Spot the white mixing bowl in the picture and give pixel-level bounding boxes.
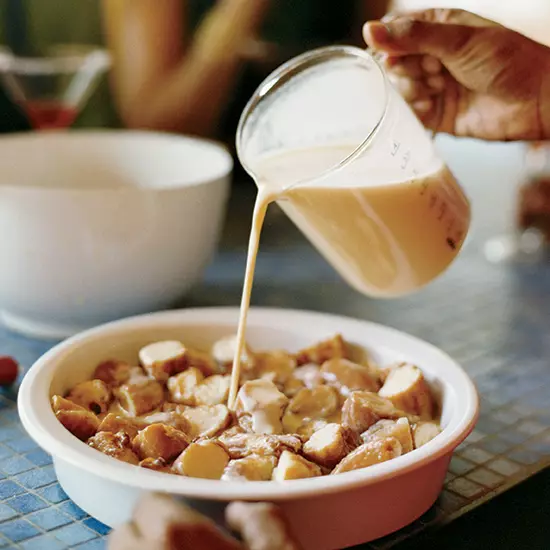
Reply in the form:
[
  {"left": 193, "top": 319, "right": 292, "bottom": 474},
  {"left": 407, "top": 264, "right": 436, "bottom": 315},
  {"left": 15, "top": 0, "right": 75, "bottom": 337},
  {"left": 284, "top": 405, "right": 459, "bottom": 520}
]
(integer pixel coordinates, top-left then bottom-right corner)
[
  {"left": 18, "top": 307, "right": 479, "bottom": 550},
  {"left": 0, "top": 130, "right": 232, "bottom": 339}
]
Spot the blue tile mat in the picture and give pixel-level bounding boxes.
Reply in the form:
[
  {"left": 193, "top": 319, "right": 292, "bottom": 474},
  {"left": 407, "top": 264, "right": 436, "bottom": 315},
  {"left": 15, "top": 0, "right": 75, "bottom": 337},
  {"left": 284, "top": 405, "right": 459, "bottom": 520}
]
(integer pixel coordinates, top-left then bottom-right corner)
[{"left": 3, "top": 251, "right": 549, "bottom": 549}]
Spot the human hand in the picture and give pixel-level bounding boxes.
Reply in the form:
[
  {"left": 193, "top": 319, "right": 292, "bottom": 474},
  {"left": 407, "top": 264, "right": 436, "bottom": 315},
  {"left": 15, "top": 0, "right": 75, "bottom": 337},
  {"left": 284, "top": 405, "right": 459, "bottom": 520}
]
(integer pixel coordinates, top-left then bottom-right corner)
[
  {"left": 364, "top": 9, "right": 550, "bottom": 141},
  {"left": 107, "top": 494, "right": 302, "bottom": 550},
  {"left": 226, "top": 501, "right": 303, "bottom": 550}
]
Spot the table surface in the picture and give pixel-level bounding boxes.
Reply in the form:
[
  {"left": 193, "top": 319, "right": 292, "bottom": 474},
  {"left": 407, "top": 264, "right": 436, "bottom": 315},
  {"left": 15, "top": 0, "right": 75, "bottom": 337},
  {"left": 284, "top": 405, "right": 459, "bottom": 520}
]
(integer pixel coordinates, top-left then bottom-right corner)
[{"left": 0, "top": 137, "right": 549, "bottom": 549}]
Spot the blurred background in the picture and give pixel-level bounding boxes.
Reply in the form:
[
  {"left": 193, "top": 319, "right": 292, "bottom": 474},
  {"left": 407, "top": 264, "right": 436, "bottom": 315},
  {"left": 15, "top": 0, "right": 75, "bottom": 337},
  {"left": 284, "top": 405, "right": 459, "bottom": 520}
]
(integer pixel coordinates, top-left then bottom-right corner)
[
  {"left": 2, "top": 0, "right": 550, "bottom": 152},
  {"left": 2, "top": 0, "right": 550, "bottom": 261},
  {"left": 2, "top": 0, "right": 550, "bottom": 263},
  {"left": 0, "top": 0, "right": 389, "bottom": 141}
]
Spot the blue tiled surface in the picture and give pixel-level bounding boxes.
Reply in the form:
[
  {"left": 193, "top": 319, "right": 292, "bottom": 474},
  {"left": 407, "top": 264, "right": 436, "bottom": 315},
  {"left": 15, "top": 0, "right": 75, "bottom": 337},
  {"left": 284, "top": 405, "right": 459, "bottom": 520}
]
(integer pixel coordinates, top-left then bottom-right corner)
[
  {"left": 82, "top": 519, "right": 110, "bottom": 537},
  {"left": 0, "top": 446, "right": 14, "bottom": 461},
  {"left": 52, "top": 524, "right": 97, "bottom": 546},
  {"left": 5, "top": 439, "right": 38, "bottom": 455},
  {"left": 0, "top": 458, "right": 35, "bottom": 477},
  {"left": 36, "top": 484, "right": 68, "bottom": 505},
  {"left": 73, "top": 540, "right": 105, "bottom": 550},
  {"left": 58, "top": 502, "right": 87, "bottom": 522},
  {"left": 24, "top": 451, "right": 52, "bottom": 468},
  {"left": 14, "top": 467, "right": 57, "bottom": 491},
  {"left": 0, "top": 505, "right": 17, "bottom": 523},
  {"left": 6, "top": 495, "right": 48, "bottom": 515},
  {"left": 0, "top": 519, "right": 40, "bottom": 543},
  {"left": 0, "top": 428, "right": 25, "bottom": 444},
  {"left": 1, "top": 140, "right": 549, "bottom": 549},
  {"left": 20, "top": 535, "right": 65, "bottom": 550},
  {"left": 0, "top": 482, "right": 25, "bottom": 500},
  {"left": 27, "top": 509, "right": 72, "bottom": 531}
]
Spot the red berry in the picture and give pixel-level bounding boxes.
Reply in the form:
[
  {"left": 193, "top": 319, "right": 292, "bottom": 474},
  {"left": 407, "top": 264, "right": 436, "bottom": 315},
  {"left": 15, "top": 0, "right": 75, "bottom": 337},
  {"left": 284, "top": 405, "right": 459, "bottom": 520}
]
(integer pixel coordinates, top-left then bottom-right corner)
[{"left": 0, "top": 356, "right": 19, "bottom": 386}]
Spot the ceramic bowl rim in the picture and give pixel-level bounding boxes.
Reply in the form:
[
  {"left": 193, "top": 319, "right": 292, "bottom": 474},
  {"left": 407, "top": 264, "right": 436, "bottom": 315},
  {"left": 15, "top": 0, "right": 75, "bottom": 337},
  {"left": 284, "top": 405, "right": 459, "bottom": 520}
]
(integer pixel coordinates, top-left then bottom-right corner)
[{"left": 0, "top": 129, "right": 233, "bottom": 192}]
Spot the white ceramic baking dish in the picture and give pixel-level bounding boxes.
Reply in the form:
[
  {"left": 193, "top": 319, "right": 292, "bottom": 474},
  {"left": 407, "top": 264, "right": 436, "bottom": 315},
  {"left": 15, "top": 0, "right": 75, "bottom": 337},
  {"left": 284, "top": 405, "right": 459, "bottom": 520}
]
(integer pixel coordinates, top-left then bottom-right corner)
[{"left": 18, "top": 307, "right": 478, "bottom": 550}]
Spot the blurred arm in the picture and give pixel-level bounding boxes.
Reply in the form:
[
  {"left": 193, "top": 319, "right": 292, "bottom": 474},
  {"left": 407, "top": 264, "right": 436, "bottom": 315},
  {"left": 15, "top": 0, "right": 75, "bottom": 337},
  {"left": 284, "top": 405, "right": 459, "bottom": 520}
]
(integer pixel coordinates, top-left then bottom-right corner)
[{"left": 102, "top": 0, "right": 270, "bottom": 136}]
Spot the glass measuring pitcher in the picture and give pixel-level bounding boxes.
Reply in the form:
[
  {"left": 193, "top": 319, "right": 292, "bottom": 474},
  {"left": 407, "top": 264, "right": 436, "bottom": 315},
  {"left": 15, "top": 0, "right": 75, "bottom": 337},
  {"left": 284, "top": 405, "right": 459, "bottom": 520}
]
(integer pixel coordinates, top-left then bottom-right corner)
[{"left": 236, "top": 46, "right": 471, "bottom": 297}]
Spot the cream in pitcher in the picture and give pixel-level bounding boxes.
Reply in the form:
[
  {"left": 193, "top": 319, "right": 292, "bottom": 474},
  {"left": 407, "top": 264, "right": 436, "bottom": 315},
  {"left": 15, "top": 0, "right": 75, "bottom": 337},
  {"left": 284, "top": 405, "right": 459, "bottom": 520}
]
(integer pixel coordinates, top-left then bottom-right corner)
[
  {"left": 255, "top": 147, "right": 469, "bottom": 297},
  {"left": 228, "top": 46, "right": 470, "bottom": 406}
]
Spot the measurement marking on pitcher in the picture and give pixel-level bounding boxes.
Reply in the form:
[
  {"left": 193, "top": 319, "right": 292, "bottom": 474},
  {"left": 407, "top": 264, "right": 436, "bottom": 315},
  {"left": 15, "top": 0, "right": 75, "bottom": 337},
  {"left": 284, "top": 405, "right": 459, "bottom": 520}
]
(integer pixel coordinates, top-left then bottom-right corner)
[
  {"left": 417, "top": 176, "right": 462, "bottom": 250},
  {"left": 401, "top": 150, "right": 411, "bottom": 169},
  {"left": 416, "top": 168, "right": 430, "bottom": 196}
]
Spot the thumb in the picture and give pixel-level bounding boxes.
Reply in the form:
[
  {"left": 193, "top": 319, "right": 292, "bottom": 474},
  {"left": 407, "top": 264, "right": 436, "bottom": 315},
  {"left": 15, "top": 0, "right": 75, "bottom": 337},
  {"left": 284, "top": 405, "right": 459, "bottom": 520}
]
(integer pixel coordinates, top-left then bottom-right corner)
[{"left": 364, "top": 15, "right": 477, "bottom": 60}]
